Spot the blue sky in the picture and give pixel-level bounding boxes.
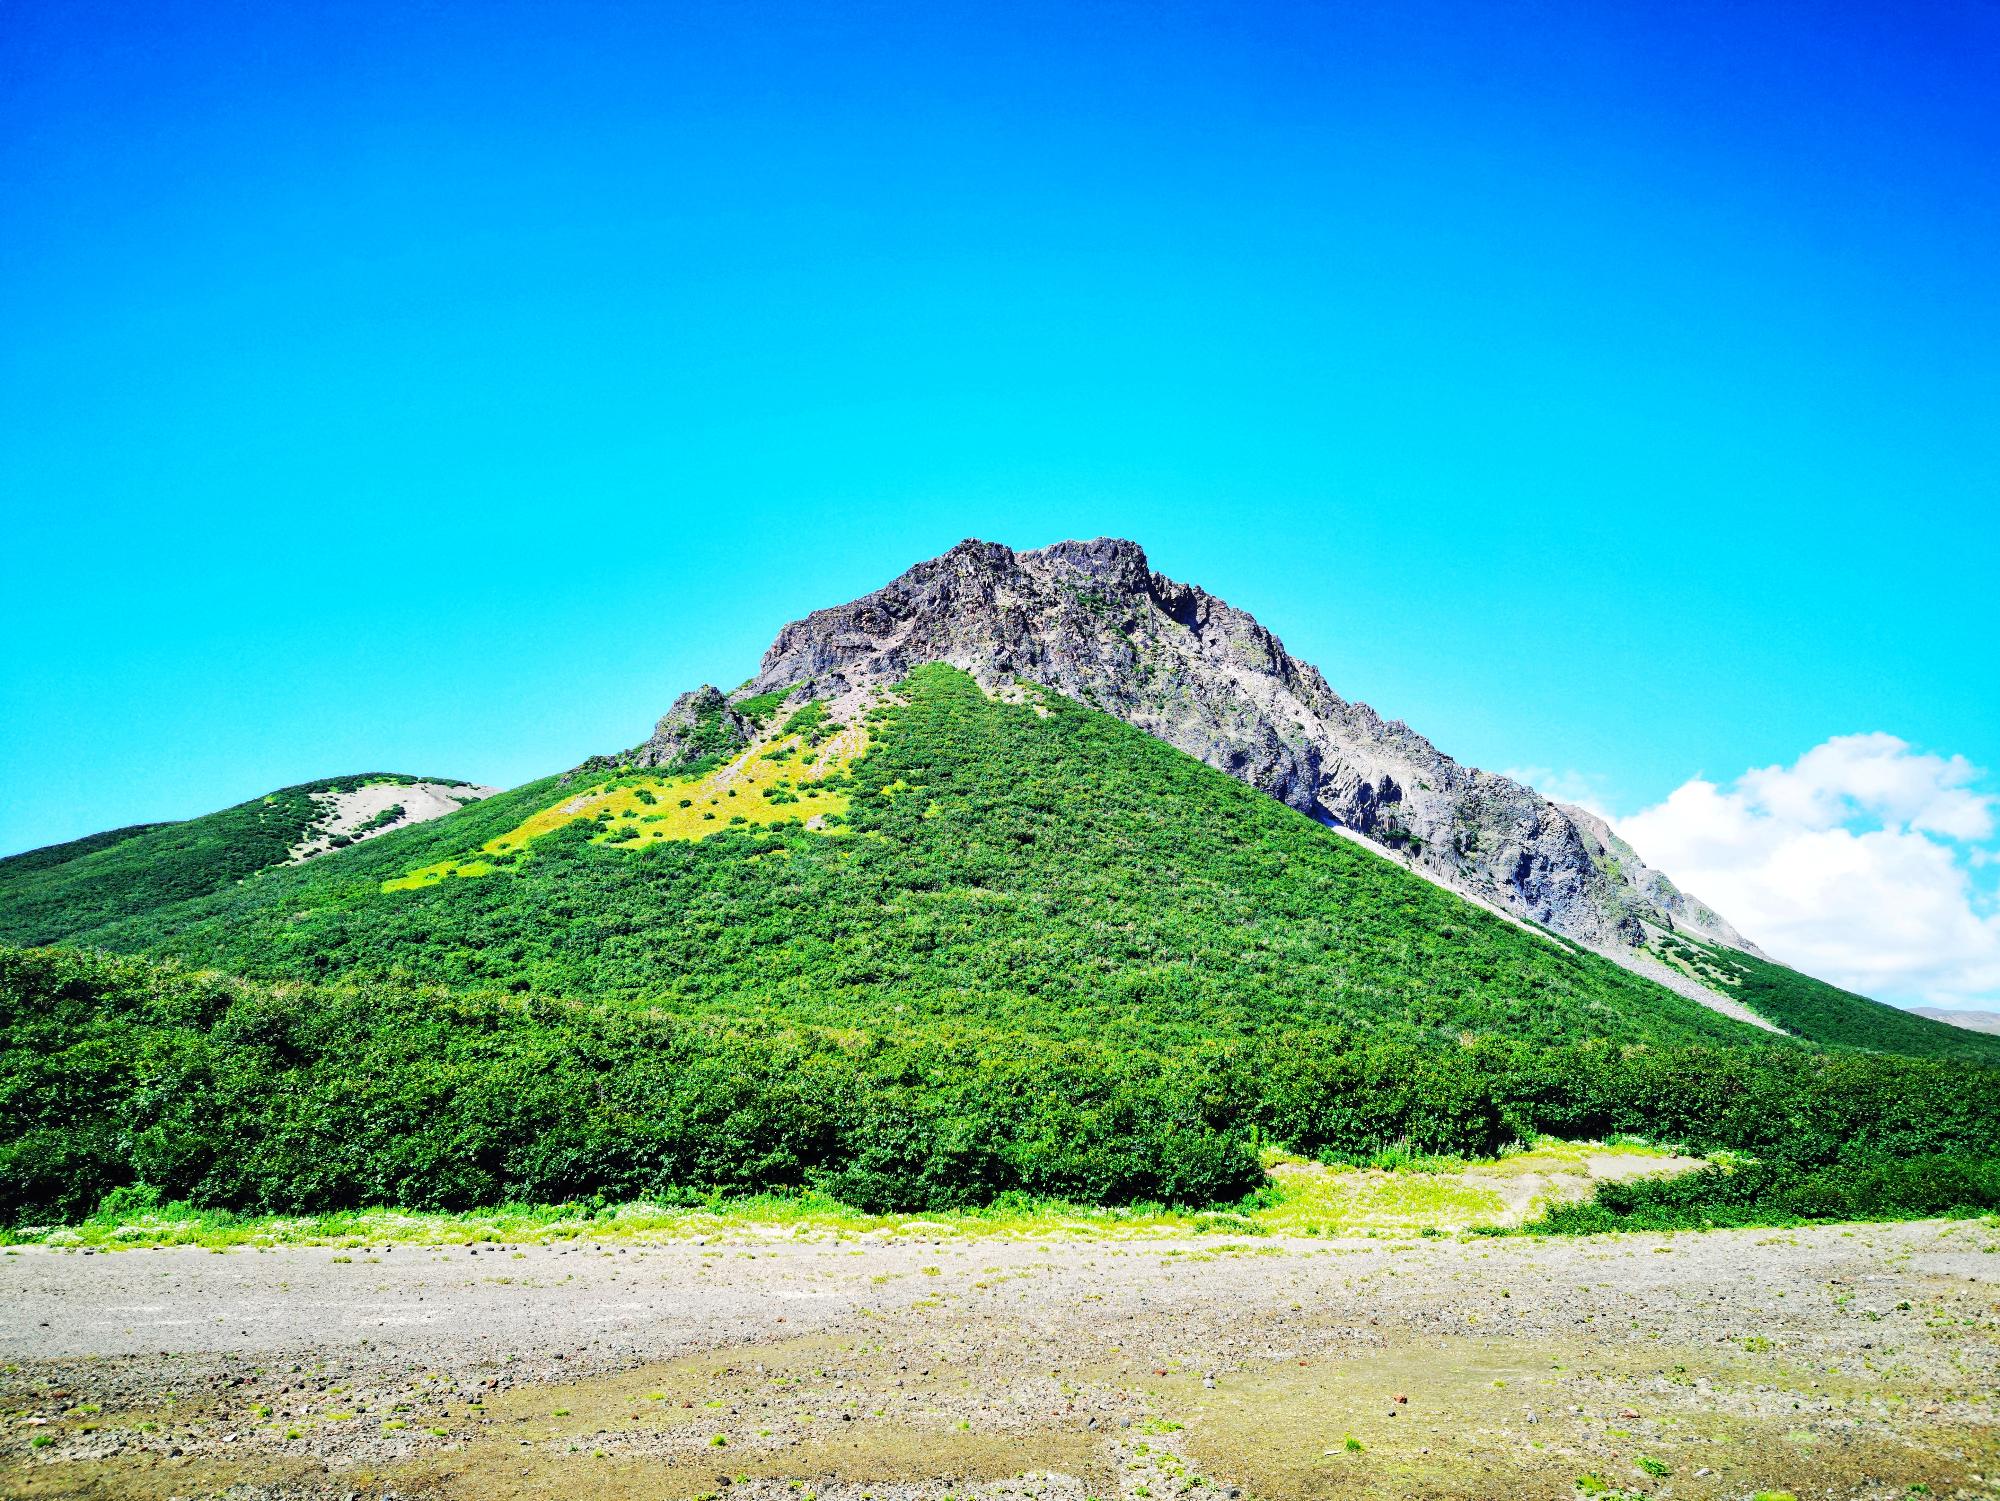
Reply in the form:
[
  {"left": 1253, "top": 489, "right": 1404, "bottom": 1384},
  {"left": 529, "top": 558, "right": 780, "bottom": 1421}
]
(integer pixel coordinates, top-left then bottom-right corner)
[{"left": 3, "top": 2, "right": 1996, "bottom": 1001}]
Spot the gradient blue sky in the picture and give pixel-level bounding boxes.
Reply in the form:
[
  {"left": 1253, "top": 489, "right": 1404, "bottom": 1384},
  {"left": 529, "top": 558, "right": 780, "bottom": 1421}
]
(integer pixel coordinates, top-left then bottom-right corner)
[{"left": 3, "top": 2, "right": 1996, "bottom": 997}]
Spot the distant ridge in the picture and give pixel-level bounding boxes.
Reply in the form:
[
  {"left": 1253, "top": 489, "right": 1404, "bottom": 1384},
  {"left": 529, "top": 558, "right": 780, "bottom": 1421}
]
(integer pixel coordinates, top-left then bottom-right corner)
[
  {"left": 1915, "top": 1006, "right": 2000, "bottom": 1036},
  {"left": 0, "top": 774, "right": 495, "bottom": 946}
]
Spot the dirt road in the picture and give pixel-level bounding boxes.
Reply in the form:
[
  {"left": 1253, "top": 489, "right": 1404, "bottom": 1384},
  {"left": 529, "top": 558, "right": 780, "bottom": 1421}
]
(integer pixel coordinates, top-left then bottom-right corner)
[{"left": 4, "top": 1219, "right": 1996, "bottom": 1499}]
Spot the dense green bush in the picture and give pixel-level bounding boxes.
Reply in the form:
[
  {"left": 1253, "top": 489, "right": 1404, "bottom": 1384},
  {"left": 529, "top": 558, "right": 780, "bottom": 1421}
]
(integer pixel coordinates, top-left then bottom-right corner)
[
  {"left": 0, "top": 822, "right": 164, "bottom": 877},
  {"left": 0, "top": 946, "right": 1261, "bottom": 1222},
  {"left": 1533, "top": 1156, "right": 2000, "bottom": 1233},
  {"left": 6, "top": 944, "right": 1995, "bottom": 1226},
  {"left": 1255, "top": 1033, "right": 2000, "bottom": 1167}
]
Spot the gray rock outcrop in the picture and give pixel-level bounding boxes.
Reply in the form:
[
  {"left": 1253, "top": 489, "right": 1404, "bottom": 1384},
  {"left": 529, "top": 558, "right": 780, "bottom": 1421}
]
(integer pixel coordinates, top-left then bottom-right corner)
[
  {"left": 629, "top": 685, "right": 753, "bottom": 770},
  {"left": 741, "top": 536, "right": 1759, "bottom": 957}
]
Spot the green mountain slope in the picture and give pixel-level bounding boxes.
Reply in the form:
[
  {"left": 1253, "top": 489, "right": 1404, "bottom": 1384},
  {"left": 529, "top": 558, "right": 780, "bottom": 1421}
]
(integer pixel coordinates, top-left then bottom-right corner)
[
  {"left": 86, "top": 667, "right": 1764, "bottom": 1053},
  {"left": 0, "top": 821, "right": 167, "bottom": 877},
  {"left": 5, "top": 666, "right": 1997, "bottom": 1226},
  {"left": 0, "top": 774, "right": 474, "bottom": 948},
  {"left": 1653, "top": 932, "right": 2000, "bottom": 1065},
  {"left": 12, "top": 669, "right": 1990, "bottom": 1073}
]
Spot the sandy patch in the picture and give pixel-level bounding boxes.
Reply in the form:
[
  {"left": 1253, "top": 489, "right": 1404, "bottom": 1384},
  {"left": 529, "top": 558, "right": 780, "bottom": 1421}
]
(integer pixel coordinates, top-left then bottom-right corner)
[{"left": 290, "top": 781, "right": 499, "bottom": 862}]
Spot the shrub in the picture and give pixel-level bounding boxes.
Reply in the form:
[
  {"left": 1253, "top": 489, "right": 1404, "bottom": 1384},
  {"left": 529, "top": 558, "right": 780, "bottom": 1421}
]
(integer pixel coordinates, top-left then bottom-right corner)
[
  {"left": 0, "top": 946, "right": 1262, "bottom": 1220},
  {"left": 1532, "top": 1156, "right": 2000, "bottom": 1233}
]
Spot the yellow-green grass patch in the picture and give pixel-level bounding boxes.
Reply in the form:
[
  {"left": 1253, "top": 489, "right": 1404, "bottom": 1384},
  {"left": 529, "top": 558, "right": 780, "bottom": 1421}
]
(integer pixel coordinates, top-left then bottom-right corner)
[{"left": 383, "top": 720, "right": 869, "bottom": 891}]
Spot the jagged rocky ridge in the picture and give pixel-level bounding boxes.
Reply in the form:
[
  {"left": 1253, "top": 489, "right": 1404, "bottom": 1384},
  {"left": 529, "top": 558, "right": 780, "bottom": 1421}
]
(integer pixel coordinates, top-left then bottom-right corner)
[{"left": 635, "top": 537, "right": 1758, "bottom": 960}]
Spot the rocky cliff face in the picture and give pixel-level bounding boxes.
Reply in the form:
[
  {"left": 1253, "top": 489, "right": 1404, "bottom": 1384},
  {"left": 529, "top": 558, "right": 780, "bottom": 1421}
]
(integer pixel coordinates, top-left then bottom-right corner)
[
  {"left": 628, "top": 686, "right": 754, "bottom": 770},
  {"left": 676, "top": 536, "right": 1756, "bottom": 957}
]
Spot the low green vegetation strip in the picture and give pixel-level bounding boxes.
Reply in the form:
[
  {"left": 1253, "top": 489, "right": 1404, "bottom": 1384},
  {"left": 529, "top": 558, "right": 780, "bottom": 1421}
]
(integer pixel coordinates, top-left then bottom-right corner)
[
  {"left": 5, "top": 945, "right": 1996, "bottom": 1231},
  {"left": 1654, "top": 932, "right": 2000, "bottom": 1064},
  {"left": 0, "top": 1142, "right": 1648, "bottom": 1248},
  {"left": 1532, "top": 1156, "right": 2000, "bottom": 1233}
]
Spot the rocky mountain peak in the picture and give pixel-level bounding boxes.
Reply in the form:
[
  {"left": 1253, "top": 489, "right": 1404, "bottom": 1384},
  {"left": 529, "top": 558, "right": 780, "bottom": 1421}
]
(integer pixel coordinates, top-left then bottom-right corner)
[{"left": 672, "top": 537, "right": 1758, "bottom": 966}]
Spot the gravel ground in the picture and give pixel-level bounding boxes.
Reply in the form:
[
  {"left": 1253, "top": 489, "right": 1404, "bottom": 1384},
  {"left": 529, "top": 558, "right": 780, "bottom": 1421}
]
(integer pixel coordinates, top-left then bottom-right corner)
[{"left": 3, "top": 1219, "right": 1996, "bottom": 1499}]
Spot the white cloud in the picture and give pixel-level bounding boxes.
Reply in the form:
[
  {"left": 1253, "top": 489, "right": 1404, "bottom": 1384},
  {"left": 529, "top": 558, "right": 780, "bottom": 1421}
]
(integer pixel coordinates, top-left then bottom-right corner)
[
  {"left": 1615, "top": 735, "right": 2000, "bottom": 1010},
  {"left": 1735, "top": 733, "right": 1993, "bottom": 840}
]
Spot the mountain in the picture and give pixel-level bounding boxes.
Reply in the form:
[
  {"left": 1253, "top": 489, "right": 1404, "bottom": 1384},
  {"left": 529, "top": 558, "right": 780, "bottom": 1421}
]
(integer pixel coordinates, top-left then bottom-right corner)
[
  {"left": 1915, "top": 1007, "right": 2000, "bottom": 1036},
  {"left": 624, "top": 539, "right": 1750, "bottom": 1008},
  {"left": 7, "top": 664, "right": 1997, "bottom": 1227},
  {"left": 0, "top": 774, "right": 496, "bottom": 947},
  {"left": 5, "top": 542, "right": 1999, "bottom": 1225},
  {"left": 740, "top": 540, "right": 1755, "bottom": 953},
  {"left": 4, "top": 537, "right": 1991, "bottom": 1070},
  {"left": 50, "top": 665, "right": 1764, "bottom": 1051}
]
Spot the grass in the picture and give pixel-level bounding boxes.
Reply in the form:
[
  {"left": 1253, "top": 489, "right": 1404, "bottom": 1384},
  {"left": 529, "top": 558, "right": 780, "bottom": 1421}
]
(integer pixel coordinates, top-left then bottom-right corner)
[
  {"left": 0, "top": 1138, "right": 1696, "bottom": 1250},
  {"left": 383, "top": 716, "right": 870, "bottom": 891},
  {"left": 1254, "top": 1158, "right": 1507, "bottom": 1233}
]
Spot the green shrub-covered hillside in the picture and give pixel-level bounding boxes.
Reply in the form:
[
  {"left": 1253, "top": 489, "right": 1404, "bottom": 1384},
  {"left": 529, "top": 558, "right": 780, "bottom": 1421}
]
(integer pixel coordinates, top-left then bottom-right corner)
[
  {"left": 0, "top": 773, "right": 466, "bottom": 949},
  {"left": 1653, "top": 931, "right": 2000, "bottom": 1065},
  {"left": 91, "top": 667, "right": 1766, "bottom": 1053}
]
